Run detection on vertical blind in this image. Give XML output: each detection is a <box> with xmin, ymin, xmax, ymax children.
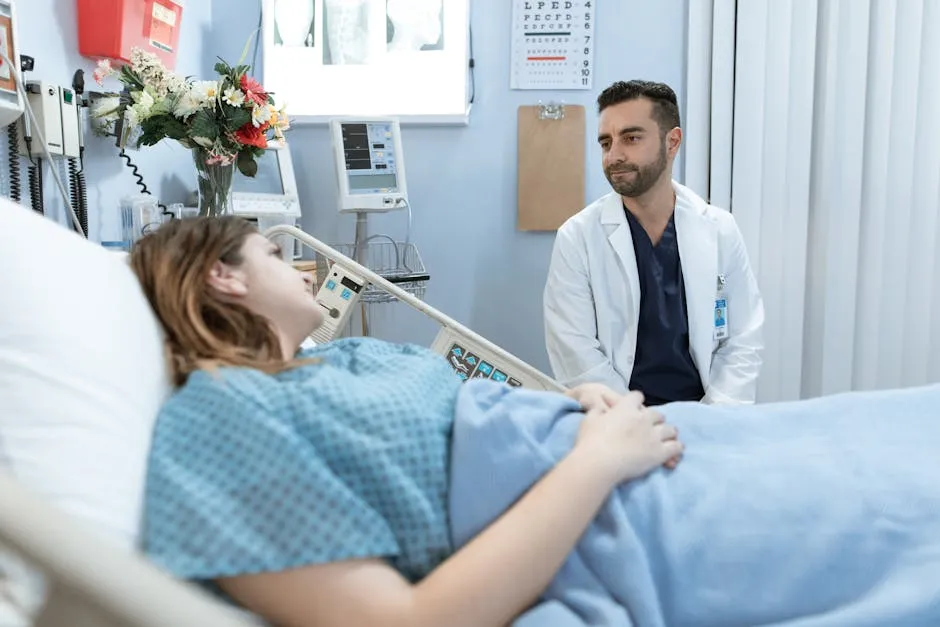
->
<box><xmin>686</xmin><ymin>0</ymin><xmax>940</xmax><ymax>402</ymax></box>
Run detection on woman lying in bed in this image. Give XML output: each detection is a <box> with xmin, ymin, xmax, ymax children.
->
<box><xmin>132</xmin><ymin>216</ymin><xmax>940</xmax><ymax>627</ymax></box>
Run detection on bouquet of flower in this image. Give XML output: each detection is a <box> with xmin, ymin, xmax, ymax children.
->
<box><xmin>93</xmin><ymin>48</ymin><xmax>289</xmax><ymax>178</ymax></box>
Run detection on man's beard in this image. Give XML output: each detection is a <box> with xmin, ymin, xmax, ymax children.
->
<box><xmin>605</xmin><ymin>141</ymin><xmax>668</xmax><ymax>198</ymax></box>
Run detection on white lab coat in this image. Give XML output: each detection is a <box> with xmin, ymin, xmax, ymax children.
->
<box><xmin>543</xmin><ymin>180</ymin><xmax>764</xmax><ymax>404</ymax></box>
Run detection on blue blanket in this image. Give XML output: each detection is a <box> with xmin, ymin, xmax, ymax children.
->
<box><xmin>448</xmin><ymin>380</ymin><xmax>940</xmax><ymax>626</ymax></box>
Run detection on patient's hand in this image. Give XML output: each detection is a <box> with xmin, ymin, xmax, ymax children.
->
<box><xmin>576</xmin><ymin>392</ymin><xmax>684</xmax><ymax>484</ymax></box>
<box><xmin>566</xmin><ymin>383</ymin><xmax>623</xmax><ymax>413</ymax></box>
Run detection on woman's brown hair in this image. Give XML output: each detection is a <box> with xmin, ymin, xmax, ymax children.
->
<box><xmin>130</xmin><ymin>216</ymin><xmax>305</xmax><ymax>386</ymax></box>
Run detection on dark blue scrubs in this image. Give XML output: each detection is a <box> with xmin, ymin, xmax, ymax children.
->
<box><xmin>625</xmin><ymin>208</ymin><xmax>705</xmax><ymax>406</ymax></box>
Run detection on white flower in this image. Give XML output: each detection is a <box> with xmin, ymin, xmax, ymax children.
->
<box><xmin>129</xmin><ymin>49</ymin><xmax>168</xmax><ymax>88</ymax></box>
<box><xmin>90</xmin><ymin>95</ymin><xmax>121</xmax><ymax>121</ymax></box>
<box><xmin>173</xmin><ymin>81</ymin><xmax>218</xmax><ymax>119</ymax></box>
<box><xmin>132</xmin><ymin>89</ymin><xmax>155</xmax><ymax>111</ymax></box>
<box><xmin>223</xmin><ymin>87</ymin><xmax>245</xmax><ymax>107</ymax></box>
<box><xmin>190</xmin><ymin>80</ymin><xmax>220</xmax><ymax>103</ymax></box>
<box><xmin>173</xmin><ymin>92</ymin><xmax>203</xmax><ymax>118</ymax></box>
<box><xmin>130</xmin><ymin>48</ymin><xmax>161</xmax><ymax>70</ymax></box>
<box><xmin>129</xmin><ymin>90</ymin><xmax>155</xmax><ymax>123</ymax></box>
<box><xmin>251</xmin><ymin>103</ymin><xmax>272</xmax><ymax>128</ymax></box>
<box><xmin>128</xmin><ymin>46</ymin><xmax>186</xmax><ymax>99</ymax></box>
<box><xmin>158</xmin><ymin>73</ymin><xmax>187</xmax><ymax>99</ymax></box>
<box><xmin>124</xmin><ymin>106</ymin><xmax>139</xmax><ymax>131</ymax></box>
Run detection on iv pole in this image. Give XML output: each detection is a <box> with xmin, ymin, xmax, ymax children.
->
<box><xmin>353</xmin><ymin>210</ymin><xmax>371</xmax><ymax>336</ymax></box>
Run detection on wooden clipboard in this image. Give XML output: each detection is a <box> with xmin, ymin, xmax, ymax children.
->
<box><xmin>517</xmin><ymin>103</ymin><xmax>586</xmax><ymax>231</ymax></box>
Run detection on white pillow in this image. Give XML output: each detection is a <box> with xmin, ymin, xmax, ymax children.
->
<box><xmin>0</xmin><ymin>201</ymin><xmax>170</xmax><ymax>551</ymax></box>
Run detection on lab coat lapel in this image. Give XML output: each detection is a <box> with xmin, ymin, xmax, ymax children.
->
<box><xmin>601</xmin><ymin>195</ymin><xmax>641</xmax><ymax>326</ymax></box>
<box><xmin>675</xmin><ymin>193</ymin><xmax>717</xmax><ymax>385</ymax></box>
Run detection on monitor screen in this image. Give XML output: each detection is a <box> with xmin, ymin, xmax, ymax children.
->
<box><xmin>341</xmin><ymin>122</ymin><xmax>400</xmax><ymax>195</ymax></box>
<box><xmin>232</xmin><ymin>149</ymin><xmax>285</xmax><ymax>195</ymax></box>
<box><xmin>349</xmin><ymin>173</ymin><xmax>398</xmax><ymax>190</ymax></box>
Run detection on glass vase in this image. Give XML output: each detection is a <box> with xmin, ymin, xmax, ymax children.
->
<box><xmin>193</xmin><ymin>148</ymin><xmax>235</xmax><ymax>217</ymax></box>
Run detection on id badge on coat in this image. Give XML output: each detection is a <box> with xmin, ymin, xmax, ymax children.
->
<box><xmin>714</xmin><ymin>274</ymin><xmax>728</xmax><ymax>341</ymax></box>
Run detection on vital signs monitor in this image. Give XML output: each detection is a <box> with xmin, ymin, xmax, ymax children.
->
<box><xmin>230</xmin><ymin>142</ymin><xmax>302</xmax><ymax>260</ymax></box>
<box><xmin>330</xmin><ymin>118</ymin><xmax>408</xmax><ymax>213</ymax></box>
<box><xmin>231</xmin><ymin>142</ymin><xmax>301</xmax><ymax>219</ymax></box>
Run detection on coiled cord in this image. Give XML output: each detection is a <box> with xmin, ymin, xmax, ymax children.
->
<box><xmin>7</xmin><ymin>124</ymin><xmax>20</xmax><ymax>203</ymax></box>
<box><xmin>120</xmin><ymin>147</ymin><xmax>171</xmax><ymax>218</ymax></box>
<box><xmin>27</xmin><ymin>158</ymin><xmax>42</xmax><ymax>214</ymax></box>
<box><xmin>78</xmin><ymin>170</ymin><xmax>89</xmax><ymax>235</ymax></box>
<box><xmin>120</xmin><ymin>148</ymin><xmax>150</xmax><ymax>195</ymax></box>
<box><xmin>68</xmin><ymin>158</ymin><xmax>88</xmax><ymax>236</ymax></box>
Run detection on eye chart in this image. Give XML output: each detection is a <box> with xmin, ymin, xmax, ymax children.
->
<box><xmin>510</xmin><ymin>0</ymin><xmax>595</xmax><ymax>90</ymax></box>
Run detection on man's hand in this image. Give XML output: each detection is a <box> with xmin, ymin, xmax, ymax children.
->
<box><xmin>566</xmin><ymin>383</ymin><xmax>624</xmax><ymax>414</ymax></box>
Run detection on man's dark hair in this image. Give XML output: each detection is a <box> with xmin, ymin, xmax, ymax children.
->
<box><xmin>597</xmin><ymin>80</ymin><xmax>681</xmax><ymax>134</ymax></box>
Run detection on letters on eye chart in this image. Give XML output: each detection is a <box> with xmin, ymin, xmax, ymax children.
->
<box><xmin>510</xmin><ymin>0</ymin><xmax>595</xmax><ymax>90</ymax></box>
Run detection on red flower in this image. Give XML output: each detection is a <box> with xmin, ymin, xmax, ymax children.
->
<box><xmin>240</xmin><ymin>75</ymin><xmax>268</xmax><ymax>106</ymax></box>
<box><xmin>235</xmin><ymin>122</ymin><xmax>268</xmax><ymax>149</ymax></box>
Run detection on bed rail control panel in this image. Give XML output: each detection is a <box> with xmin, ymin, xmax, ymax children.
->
<box><xmin>310</xmin><ymin>263</ymin><xmax>366</xmax><ymax>344</ymax></box>
<box><xmin>446</xmin><ymin>342</ymin><xmax>523</xmax><ymax>386</ymax></box>
<box><xmin>430</xmin><ymin>328</ymin><xmax>560</xmax><ymax>392</ymax></box>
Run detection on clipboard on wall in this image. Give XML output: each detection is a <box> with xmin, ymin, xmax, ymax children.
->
<box><xmin>517</xmin><ymin>103</ymin><xmax>586</xmax><ymax>231</ymax></box>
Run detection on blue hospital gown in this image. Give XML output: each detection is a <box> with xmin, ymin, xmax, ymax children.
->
<box><xmin>144</xmin><ymin>337</ymin><xmax>462</xmax><ymax>585</ymax></box>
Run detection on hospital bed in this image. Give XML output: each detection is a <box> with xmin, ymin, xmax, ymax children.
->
<box><xmin>0</xmin><ymin>205</ymin><xmax>563</xmax><ymax>626</ymax></box>
<box><xmin>0</xmin><ymin>19</ymin><xmax>564</xmax><ymax>617</ymax></box>
<box><xmin>0</xmin><ymin>474</ymin><xmax>256</xmax><ymax>627</ymax></box>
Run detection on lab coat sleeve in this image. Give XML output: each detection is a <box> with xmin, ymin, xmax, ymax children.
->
<box><xmin>543</xmin><ymin>226</ymin><xmax>628</xmax><ymax>393</ymax></box>
<box><xmin>704</xmin><ymin>220</ymin><xmax>765</xmax><ymax>404</ymax></box>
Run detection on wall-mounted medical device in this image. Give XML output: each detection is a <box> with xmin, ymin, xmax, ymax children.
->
<box><xmin>77</xmin><ymin>0</ymin><xmax>184</xmax><ymax>71</ymax></box>
<box><xmin>1</xmin><ymin>36</ymin><xmax>87</xmax><ymax>228</ymax></box>
<box><xmin>16</xmin><ymin>81</ymin><xmax>80</xmax><ymax>159</ymax></box>
<box><xmin>309</xmin><ymin>264</ymin><xmax>366</xmax><ymax>345</ymax></box>
<box><xmin>175</xmin><ymin>142</ymin><xmax>305</xmax><ymax>260</ymax></box>
<box><xmin>0</xmin><ymin>0</ymin><xmax>24</xmax><ymax>128</ymax></box>
<box><xmin>330</xmin><ymin>117</ymin><xmax>408</xmax><ymax>213</ymax></box>
<box><xmin>231</xmin><ymin>143</ymin><xmax>301</xmax><ymax>219</ymax></box>
<box><xmin>230</xmin><ymin>142</ymin><xmax>303</xmax><ymax>260</ymax></box>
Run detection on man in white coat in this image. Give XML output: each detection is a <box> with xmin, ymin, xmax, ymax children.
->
<box><xmin>544</xmin><ymin>80</ymin><xmax>764</xmax><ymax>405</ymax></box>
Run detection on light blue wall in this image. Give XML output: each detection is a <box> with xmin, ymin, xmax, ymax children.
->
<box><xmin>15</xmin><ymin>0</ymin><xmax>214</xmax><ymax>241</ymax></box>
<box><xmin>212</xmin><ymin>0</ymin><xmax>690</xmax><ymax>374</ymax></box>
<box><xmin>22</xmin><ymin>0</ymin><xmax>688</xmax><ymax>376</ymax></box>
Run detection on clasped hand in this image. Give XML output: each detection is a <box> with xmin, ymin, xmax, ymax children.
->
<box><xmin>566</xmin><ymin>383</ymin><xmax>684</xmax><ymax>480</ymax></box>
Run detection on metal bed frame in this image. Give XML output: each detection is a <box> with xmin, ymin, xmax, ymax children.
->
<box><xmin>264</xmin><ymin>224</ymin><xmax>566</xmax><ymax>393</ymax></box>
<box><xmin>0</xmin><ymin>472</ymin><xmax>256</xmax><ymax>627</ymax></box>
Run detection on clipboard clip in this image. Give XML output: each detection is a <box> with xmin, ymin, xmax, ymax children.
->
<box><xmin>538</xmin><ymin>101</ymin><xmax>565</xmax><ymax>121</ymax></box>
